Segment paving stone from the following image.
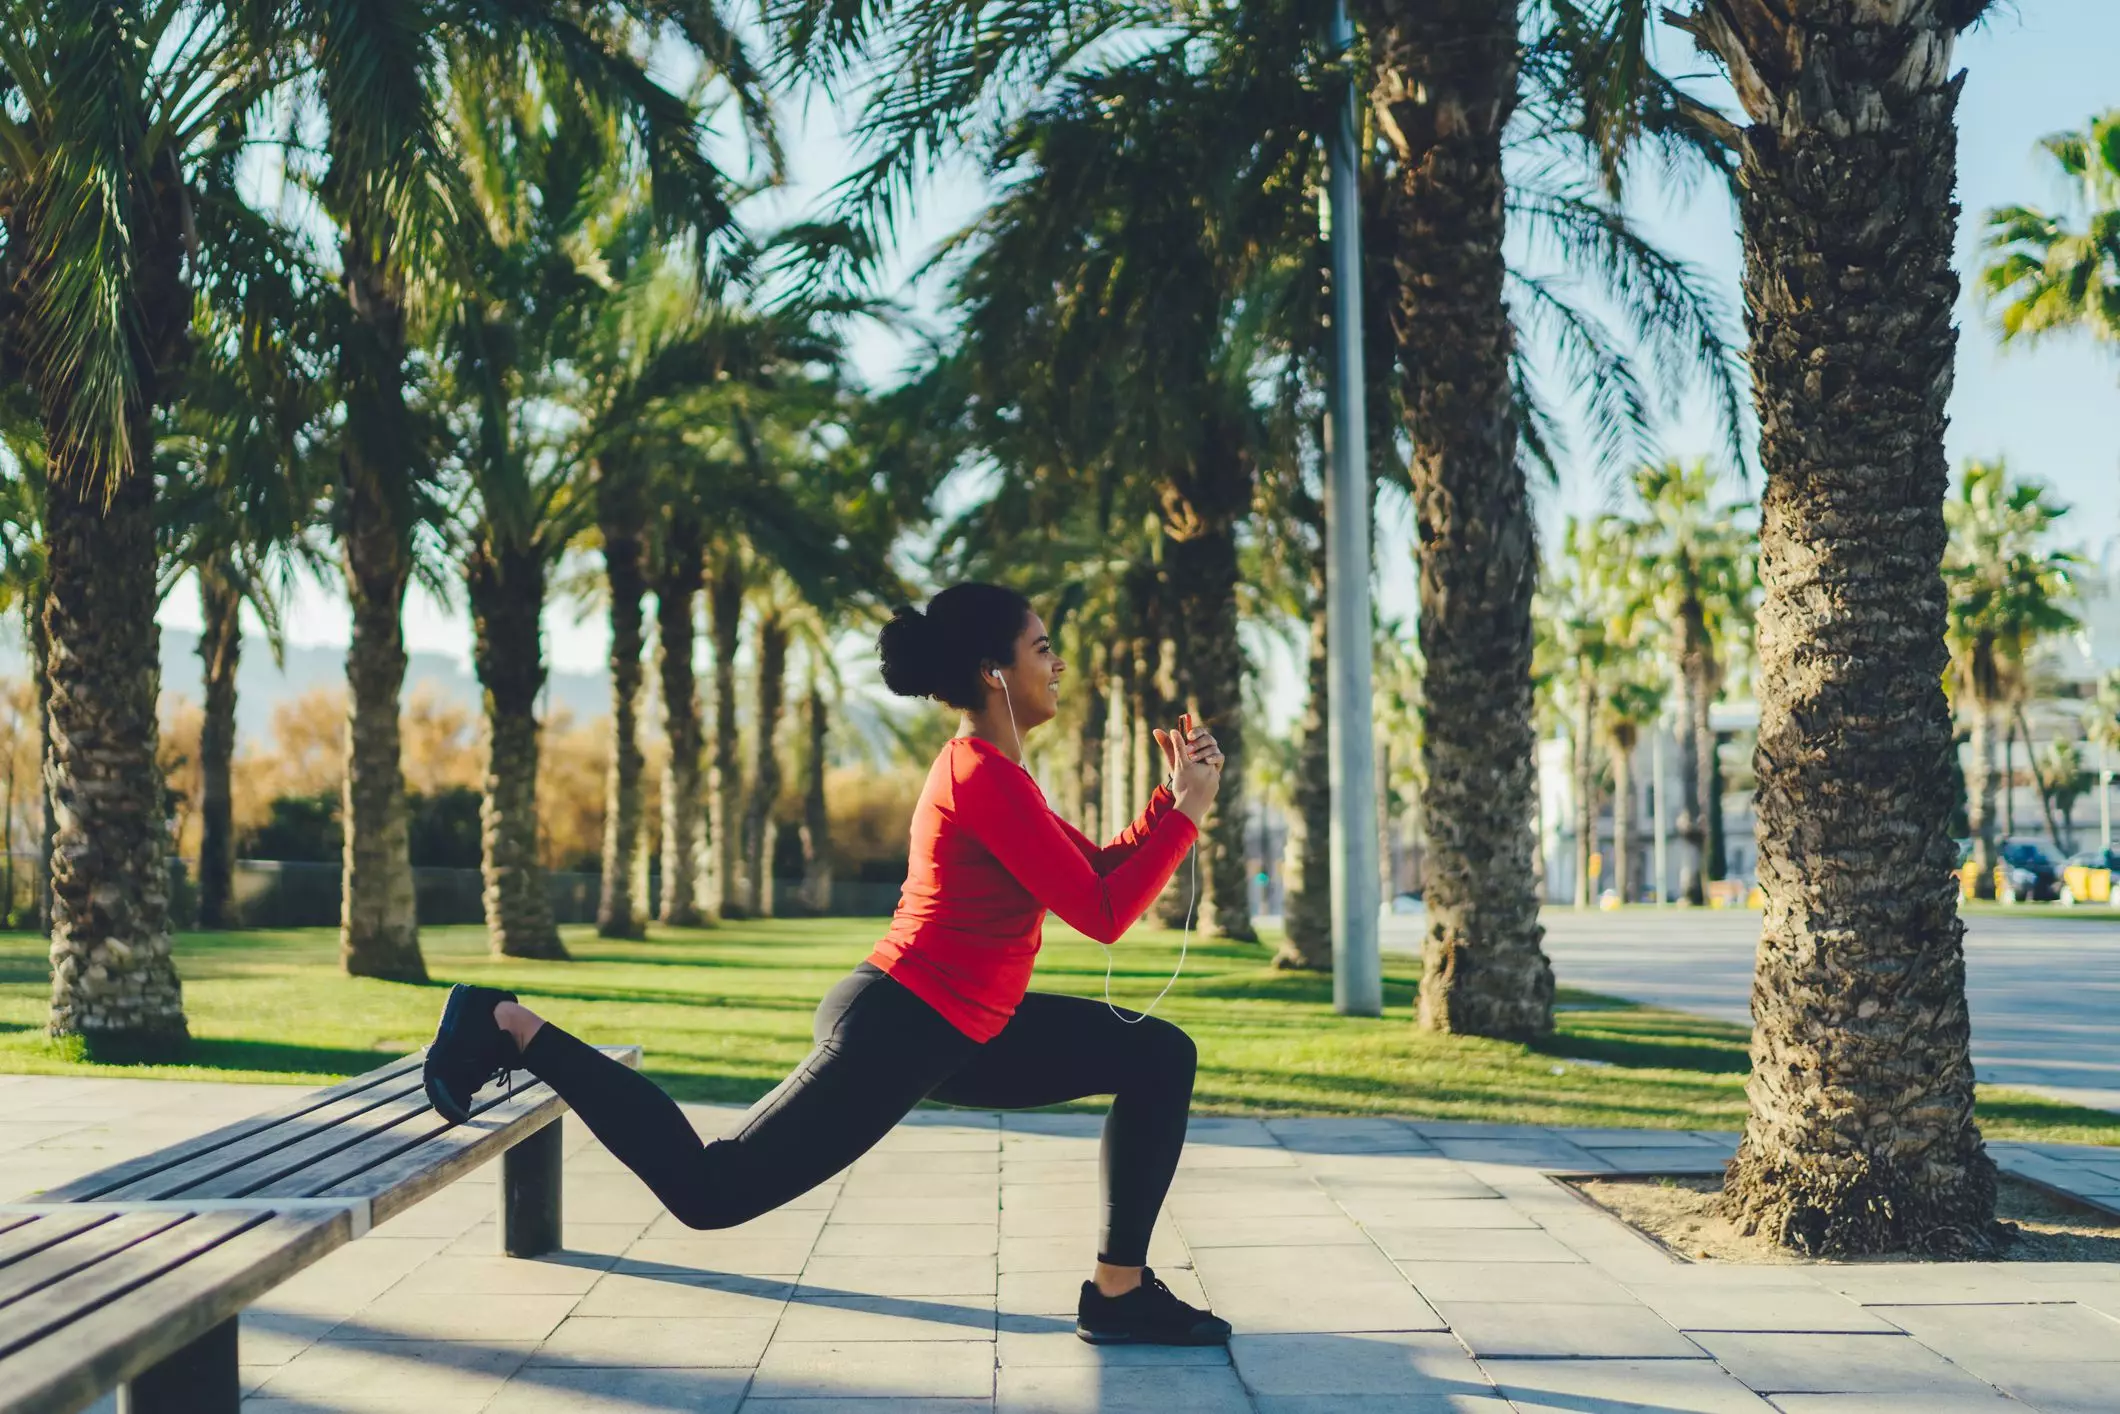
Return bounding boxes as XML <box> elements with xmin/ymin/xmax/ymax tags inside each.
<box><xmin>1183</xmin><ymin>1117</ymin><xmax>1279</xmax><ymax>1147</ymax></box>
<box><xmin>1251</xmin><ymin>1399</ymin><xmax>1509</xmax><ymax>1414</ymax></box>
<box><xmin>484</xmin><ymin>1365</ymin><xmax>748</xmax><ymax>1412</ymax></box>
<box><xmin>1874</xmin><ymin>1301</ymin><xmax>2120</xmax><ymax>1362</ymax></box>
<box><xmin>614</xmin><ymin>1235</ymin><xmax>816</xmax><ymax>1278</ymax></box>
<box><xmin>1399</xmin><ymin>1260</ymin><xmax>1640</xmax><ymax>1305</ymax></box>
<box><xmin>1484</xmin><ymin>1357</ymin><xmax>1774</xmax><ymax>1412</ymax></box>
<box><xmin>1320</xmin><ymin>1175</ymin><xmax>1503</xmax><ymax>1204</ymax></box>
<box><xmin>1261</xmin><ymin>1117</ymin><xmax>1435</xmax><ymax>1155</ymax></box>
<box><xmin>775</xmin><ymin>1294</ymin><xmax>999</xmax><ymax>1342</ymax></box>
<box><xmin>1173</xmin><ymin>1214</ymin><xmax>1372</xmax><ymax>1248</ymax></box>
<box><xmin>816</xmin><ymin>1223</ymin><xmax>999</xmax><ymax>1258</ymax></box>
<box><xmin>1765</xmin><ymin>1395</ymin><xmax>2024</xmax><ymax>1413</ymax></box>
<box><xmin>574</xmin><ymin>1270</ymin><xmax>794</xmax><ymax>1319</ymax></box>
<box><xmin>530</xmin><ymin>1315</ymin><xmax>778</xmax><ymax>1367</ymax></box>
<box><xmin>800</xmin><ymin>1253</ymin><xmax>999</xmax><ymax>1297</ymax></box>
<box><xmin>383</xmin><ymin>1253</ymin><xmax>614</xmax><ymax>1296</ymax></box>
<box><xmin>1589</xmin><ymin>1146</ymin><xmax>1737</xmax><ymax>1174</ymax></box>
<box><xmin>854</xmin><ymin>1149</ymin><xmax>1002</xmax><ymax>1174</ymax></box>
<box><xmin>1691</xmin><ymin>1331</ymin><xmax>2005</xmax><ymax>1394</ymax></box>
<box><xmin>839</xmin><ymin>1196</ymin><xmax>1010</xmax><ymax>1225</ymax></box>
<box><xmin>1175</xmin><ymin>1144</ymin><xmax>1298</xmax><ymax>1170</ymax></box>
<box><xmin>742</xmin><ymin>1401</ymin><xmax>992</xmax><ymax>1414</ymax></box>
<box><xmin>1557</xmin><ymin>1128</ymin><xmax>1730</xmax><ymax>1150</ymax></box>
<box><xmin>747</xmin><ymin>1339</ymin><xmax>997</xmax><ymax>1399</ymax></box>
<box><xmin>1810</xmin><ymin>1268</ymin><xmax>2053</xmax><ymax>1306</ymax></box>
<box><xmin>1430</xmin><ymin>1138</ymin><xmax>1602</xmax><ymax>1168</ymax></box>
<box><xmin>1206</xmin><ymin>1280</ymin><xmax>1445</xmax><ymax>1335</ymax></box>
<box><xmin>253</xmin><ymin>1338</ymin><xmax>537</xmax><ymax>1403</ymax></box>
<box><xmin>1189</xmin><ymin>1240</ymin><xmax>1406</xmax><ymax>1289</ymax></box>
<box><xmin>1338</xmin><ymin>1198</ymin><xmax>1538</xmax><ymax>1229</ymax></box>
<box><xmin>997</xmin><ymin>1183</ymin><xmax>1101</xmax><ymax>1211</ymax></box>
<box><xmin>1163</xmin><ymin>1187</ymin><xmax>1345</xmax><ymax>1220</ymax></box>
<box><xmin>994</xmin><ymin>1329</ymin><xmax>1229</xmax><ymax>1366</ymax></box>
<box><xmin>1366</xmin><ymin>1226</ymin><xmax>1584</xmax><ymax>1263</ymax></box>
<box><xmin>995</xmin><ymin>1364</ymin><xmax>1251</xmax><ymax>1412</ymax></box>
<box><xmin>1625</xmin><ymin>1281</ymin><xmax>1895</xmax><ymax>1333</ymax></box>
<box><xmin>1229</xmin><ymin>1331</ymin><xmax>1494</xmax><ymax>1397</ymax></box>
<box><xmin>1001</xmin><ymin>1159</ymin><xmax>1102</xmax><ymax>1184</ymax></box>
<box><xmin>642</xmin><ymin>1207</ymin><xmax>828</xmax><ymax>1240</ymax></box>
<box><xmin>840</xmin><ymin>1171</ymin><xmax>1003</xmax><ymax>1202</ymax></box>
<box><xmin>1958</xmin><ymin>1361</ymin><xmax>2120</xmax><ymax>1414</ymax></box>
<box><xmin>1431</xmin><ymin>1299</ymin><xmax>1701</xmax><ymax>1358</ymax></box>
<box><xmin>998</xmin><ymin>1265</ymin><xmax>1207</xmax><ymax>1318</ymax></box>
<box><xmin>348</xmin><ymin>1291</ymin><xmax>579</xmax><ymax>1342</ymax></box>
<box><xmin>448</xmin><ymin>1221</ymin><xmax>648</xmax><ymax>1256</ymax></box>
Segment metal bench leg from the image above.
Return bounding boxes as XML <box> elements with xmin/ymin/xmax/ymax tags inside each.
<box><xmin>502</xmin><ymin>1116</ymin><xmax>564</xmax><ymax>1257</ymax></box>
<box><xmin>120</xmin><ymin>1316</ymin><xmax>238</xmax><ymax>1413</ymax></box>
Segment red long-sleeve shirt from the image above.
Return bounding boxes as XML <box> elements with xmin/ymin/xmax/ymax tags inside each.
<box><xmin>867</xmin><ymin>736</ymin><xmax>1199</xmax><ymax>1041</ymax></box>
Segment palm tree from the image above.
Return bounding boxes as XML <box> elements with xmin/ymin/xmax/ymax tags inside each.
<box><xmin>1627</xmin><ymin>460</ymin><xmax>1754</xmax><ymax>904</ymax></box>
<box><xmin>1669</xmin><ymin>0</ymin><xmax>2003</xmax><ymax>1254</ymax></box>
<box><xmin>1981</xmin><ymin>110</ymin><xmax>2120</xmax><ymax>354</ymax></box>
<box><xmin>300</xmin><ymin>0</ymin><xmax>768</xmax><ymax>979</ymax></box>
<box><xmin>1535</xmin><ymin>516</ymin><xmax>1635</xmax><ymax>909</ymax></box>
<box><xmin>1943</xmin><ymin>460</ymin><xmax>2081</xmax><ymax>891</ymax></box>
<box><xmin>0</xmin><ymin>0</ymin><xmax>303</xmax><ymax>1056</ymax></box>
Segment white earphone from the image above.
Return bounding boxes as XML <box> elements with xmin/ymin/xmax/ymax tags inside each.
<box><xmin>994</xmin><ymin>666</ymin><xmax>1192</xmax><ymax>1023</ymax></box>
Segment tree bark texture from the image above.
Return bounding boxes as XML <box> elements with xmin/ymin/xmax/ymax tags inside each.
<box><xmin>1077</xmin><ymin>652</ymin><xmax>1106</xmax><ymax>843</ymax></box>
<box><xmin>1367</xmin><ymin>0</ymin><xmax>1554</xmax><ymax>1037</ymax></box>
<box><xmin>1276</xmin><ymin>562</ymin><xmax>1334</xmax><ymax>969</ymax></box>
<box><xmin>43</xmin><ymin>470</ymin><xmax>186</xmax><ymax>1056</ymax></box>
<box><xmin>30</xmin><ymin>598</ymin><xmax>52</xmax><ymax>935</ymax></box>
<box><xmin>597</xmin><ymin>495</ymin><xmax>648</xmax><ymax>939</ymax></box>
<box><xmin>1164</xmin><ymin>522</ymin><xmax>1255</xmax><ymax>942</ymax></box>
<box><xmin>469</xmin><ymin>542</ymin><xmax>565</xmax><ymax>960</ymax></box>
<box><xmin>195</xmin><ymin>554</ymin><xmax>241</xmax><ymax>930</ymax></box>
<box><xmin>800</xmin><ymin>681</ymin><xmax>832</xmax><ymax>914</ymax></box>
<box><xmin>743</xmin><ymin>614</ymin><xmax>789</xmax><ymax>919</ymax></box>
<box><xmin>656</xmin><ymin>516</ymin><xmax>705</xmax><ymax>927</ymax></box>
<box><xmin>707</xmin><ymin>554</ymin><xmax>745</xmax><ymax>919</ymax></box>
<box><xmin>1676</xmin><ymin>604</ymin><xmax>1713</xmax><ymax>903</ymax></box>
<box><xmin>337</xmin><ymin>232</ymin><xmax>426</xmax><ymax>982</ymax></box>
<box><xmin>1683</xmin><ymin>0</ymin><xmax>1999</xmax><ymax>1255</ymax></box>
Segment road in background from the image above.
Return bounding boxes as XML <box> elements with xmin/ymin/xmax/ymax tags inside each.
<box><xmin>1379</xmin><ymin>907</ymin><xmax>2120</xmax><ymax>1114</ymax></box>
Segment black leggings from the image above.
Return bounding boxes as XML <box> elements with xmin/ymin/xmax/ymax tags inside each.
<box><xmin>519</xmin><ymin>963</ymin><xmax>1196</xmax><ymax>1265</ymax></box>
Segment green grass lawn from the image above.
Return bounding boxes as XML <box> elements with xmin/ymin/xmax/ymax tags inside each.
<box><xmin>1</xmin><ymin>918</ymin><xmax>2114</xmax><ymax>1144</ymax></box>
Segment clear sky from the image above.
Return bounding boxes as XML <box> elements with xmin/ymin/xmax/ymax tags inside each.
<box><xmin>183</xmin><ymin>2</ymin><xmax>2120</xmax><ymax>717</ymax></box>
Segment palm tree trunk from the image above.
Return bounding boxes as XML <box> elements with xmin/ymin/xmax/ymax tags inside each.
<box><xmin>2017</xmin><ymin>703</ymin><xmax>2065</xmax><ymax>852</ymax></box>
<box><xmin>743</xmin><ymin>614</ymin><xmax>789</xmax><ymax>918</ymax></box>
<box><xmin>1688</xmin><ymin>0</ymin><xmax>1998</xmax><ymax>1254</ymax></box>
<box><xmin>1966</xmin><ymin>702</ymin><xmax>1997</xmax><ymax>892</ymax></box>
<box><xmin>196</xmin><ymin>554</ymin><xmax>242</xmax><ymax>930</ymax></box>
<box><xmin>1369</xmin><ymin>0</ymin><xmax>1553</xmax><ymax>1037</ymax></box>
<box><xmin>800</xmin><ymin>679</ymin><xmax>832</xmax><ymax>914</ymax></box>
<box><xmin>468</xmin><ymin>542</ymin><xmax>565</xmax><ymax>960</ymax></box>
<box><xmin>1166</xmin><ymin>516</ymin><xmax>1256</xmax><ymax>943</ymax></box>
<box><xmin>597</xmin><ymin>489</ymin><xmax>648</xmax><ymax>939</ymax></box>
<box><xmin>1611</xmin><ymin>726</ymin><xmax>1635</xmax><ymax>906</ymax></box>
<box><xmin>1574</xmin><ymin>672</ymin><xmax>1595</xmax><ymax>910</ymax></box>
<box><xmin>43</xmin><ymin>469</ymin><xmax>186</xmax><ymax>1057</ymax></box>
<box><xmin>707</xmin><ymin>554</ymin><xmax>745</xmax><ymax>919</ymax></box>
<box><xmin>338</xmin><ymin>235</ymin><xmax>426</xmax><ymax>982</ymax></box>
<box><xmin>29</xmin><ymin>595</ymin><xmax>52</xmax><ymax>935</ymax></box>
<box><xmin>1701</xmin><ymin>672</ymin><xmax>1727</xmax><ymax>884</ymax></box>
<box><xmin>1277</xmin><ymin>551</ymin><xmax>1334</xmax><ymax>969</ymax></box>
<box><xmin>2003</xmin><ymin>722</ymin><xmax>2017</xmax><ymax>838</ymax></box>
<box><xmin>1676</xmin><ymin>604</ymin><xmax>1711</xmax><ymax>903</ymax></box>
<box><xmin>655</xmin><ymin>515</ymin><xmax>704</xmax><ymax>927</ymax></box>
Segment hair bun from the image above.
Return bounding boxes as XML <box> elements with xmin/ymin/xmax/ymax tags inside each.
<box><xmin>877</xmin><ymin>604</ymin><xmax>941</xmax><ymax>699</ymax></box>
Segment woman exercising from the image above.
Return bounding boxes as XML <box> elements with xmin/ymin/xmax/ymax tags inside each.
<box><xmin>421</xmin><ymin>582</ymin><xmax>1230</xmax><ymax>1346</ymax></box>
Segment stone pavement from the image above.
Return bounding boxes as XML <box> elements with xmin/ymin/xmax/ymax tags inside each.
<box><xmin>5</xmin><ymin>1076</ymin><xmax>2120</xmax><ymax>1413</ymax></box>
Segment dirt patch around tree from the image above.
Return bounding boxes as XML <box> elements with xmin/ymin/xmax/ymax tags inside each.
<box><xmin>1572</xmin><ymin>1173</ymin><xmax>2120</xmax><ymax>1264</ymax></box>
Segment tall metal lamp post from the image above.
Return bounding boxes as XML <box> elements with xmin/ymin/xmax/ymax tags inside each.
<box><xmin>1325</xmin><ymin>0</ymin><xmax>1381</xmax><ymax>1016</ymax></box>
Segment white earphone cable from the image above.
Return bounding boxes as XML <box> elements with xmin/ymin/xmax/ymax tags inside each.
<box><xmin>997</xmin><ymin>672</ymin><xmax>1190</xmax><ymax>1023</ymax></box>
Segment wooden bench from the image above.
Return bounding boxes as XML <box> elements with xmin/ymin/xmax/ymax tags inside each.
<box><xmin>0</xmin><ymin>1044</ymin><xmax>639</xmax><ymax>1414</ymax></box>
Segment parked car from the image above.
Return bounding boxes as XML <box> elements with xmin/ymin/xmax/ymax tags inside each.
<box><xmin>2060</xmin><ymin>848</ymin><xmax>2120</xmax><ymax>906</ymax></box>
<box><xmin>1996</xmin><ymin>840</ymin><xmax>2062</xmax><ymax>904</ymax></box>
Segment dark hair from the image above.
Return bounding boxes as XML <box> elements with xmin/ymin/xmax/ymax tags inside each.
<box><xmin>878</xmin><ymin>583</ymin><xmax>1034</xmax><ymax>711</ymax></box>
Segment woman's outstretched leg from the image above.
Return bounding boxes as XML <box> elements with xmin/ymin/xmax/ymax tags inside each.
<box><xmin>421</xmin><ymin>965</ymin><xmax>973</xmax><ymax>1230</ymax></box>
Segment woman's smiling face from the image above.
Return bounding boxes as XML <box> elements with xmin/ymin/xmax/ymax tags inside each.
<box><xmin>993</xmin><ymin>611</ymin><xmax>1065</xmax><ymax>727</ymax></box>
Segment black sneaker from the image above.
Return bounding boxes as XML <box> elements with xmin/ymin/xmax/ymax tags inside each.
<box><xmin>422</xmin><ymin>984</ymin><xmax>520</xmax><ymax>1125</ymax></box>
<box><xmin>1076</xmin><ymin>1267</ymin><xmax>1231</xmax><ymax>1346</ymax></box>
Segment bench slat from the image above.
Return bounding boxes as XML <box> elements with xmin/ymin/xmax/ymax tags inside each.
<box><xmin>0</xmin><ymin>1210</ymin><xmax>345</xmax><ymax>1414</ymax></box>
<box><xmin>0</xmin><ymin>1209</ymin><xmax>114</xmax><ymax>1269</ymax></box>
<box><xmin>0</xmin><ymin>1211</ymin><xmax>190</xmax><ymax>1316</ymax></box>
<box><xmin>37</xmin><ymin>1054</ymin><xmax>426</xmax><ymax>1202</ymax></box>
<box><xmin>143</xmin><ymin>1080</ymin><xmax>439</xmax><ymax>1203</ymax></box>
<box><xmin>95</xmin><ymin>1071</ymin><xmax>431</xmax><ymax>1202</ymax></box>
